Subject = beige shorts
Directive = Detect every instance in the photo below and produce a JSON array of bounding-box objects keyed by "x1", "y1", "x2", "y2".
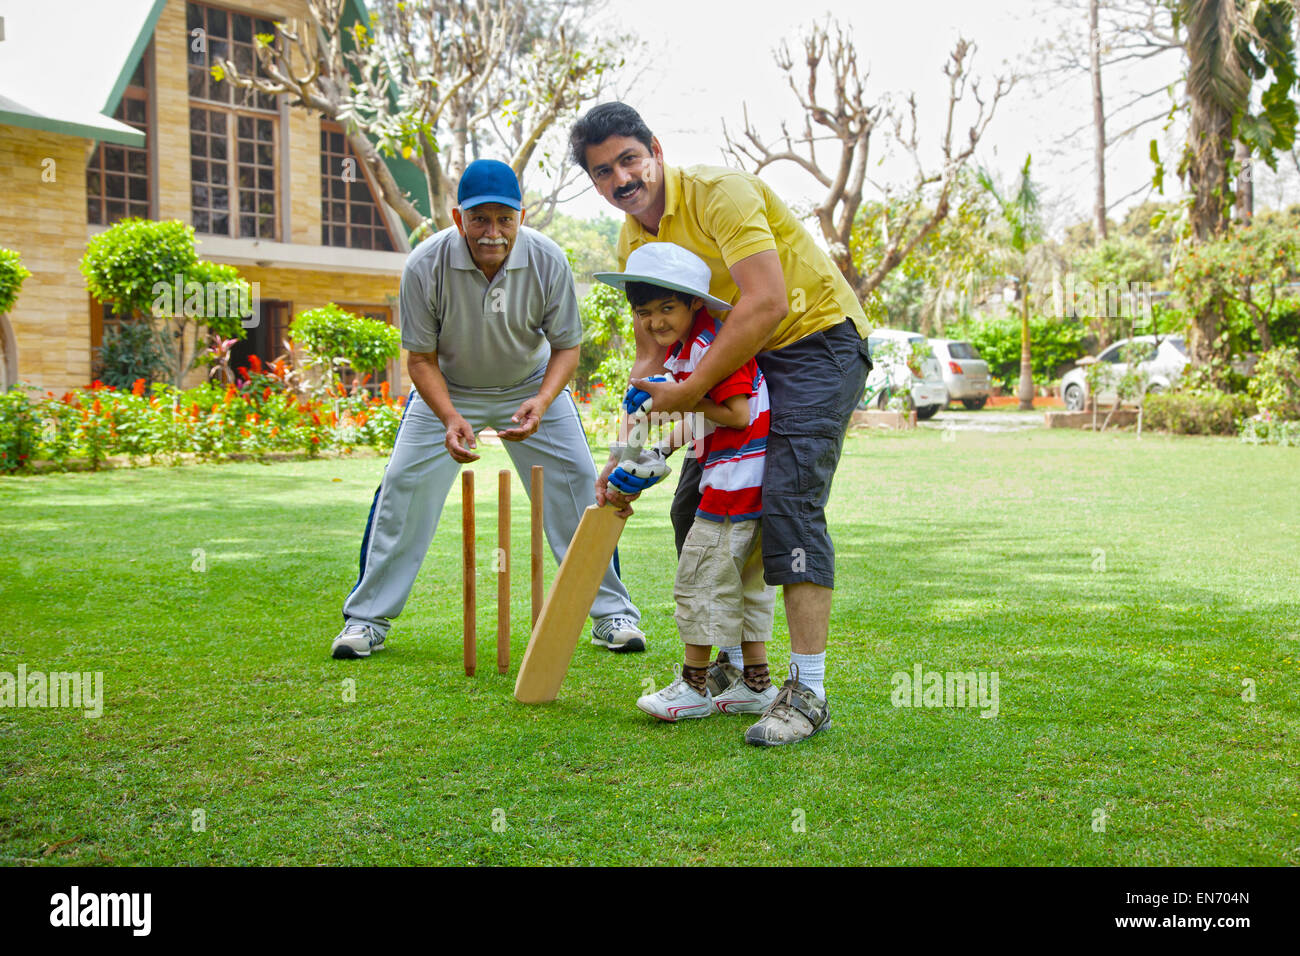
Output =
[{"x1": 674, "y1": 516, "x2": 776, "y2": 647}]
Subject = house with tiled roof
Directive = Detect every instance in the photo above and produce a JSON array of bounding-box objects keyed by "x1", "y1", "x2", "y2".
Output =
[{"x1": 0, "y1": 0, "x2": 423, "y2": 392}]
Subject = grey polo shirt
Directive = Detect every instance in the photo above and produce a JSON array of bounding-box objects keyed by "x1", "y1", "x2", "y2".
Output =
[{"x1": 398, "y1": 225, "x2": 584, "y2": 388}]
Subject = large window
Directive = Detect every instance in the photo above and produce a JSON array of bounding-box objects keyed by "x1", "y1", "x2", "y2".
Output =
[
  {"x1": 187, "y1": 2, "x2": 279, "y2": 239},
  {"x1": 87, "y1": 57, "x2": 150, "y2": 225},
  {"x1": 319, "y1": 124, "x2": 396, "y2": 251}
]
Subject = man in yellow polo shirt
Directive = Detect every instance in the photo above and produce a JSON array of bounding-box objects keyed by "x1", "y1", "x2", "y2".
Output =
[{"x1": 569, "y1": 102, "x2": 874, "y2": 747}]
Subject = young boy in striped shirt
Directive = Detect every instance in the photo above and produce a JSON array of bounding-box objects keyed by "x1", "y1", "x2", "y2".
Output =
[{"x1": 595, "y1": 243, "x2": 777, "y2": 723}]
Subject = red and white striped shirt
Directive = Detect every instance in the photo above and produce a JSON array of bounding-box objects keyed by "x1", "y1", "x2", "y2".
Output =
[{"x1": 663, "y1": 309, "x2": 770, "y2": 521}]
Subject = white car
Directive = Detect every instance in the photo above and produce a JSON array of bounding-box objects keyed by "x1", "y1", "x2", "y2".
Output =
[
  {"x1": 862, "y1": 329, "x2": 949, "y2": 420},
  {"x1": 930, "y1": 338, "x2": 991, "y2": 409},
  {"x1": 1060, "y1": 334, "x2": 1189, "y2": 411}
]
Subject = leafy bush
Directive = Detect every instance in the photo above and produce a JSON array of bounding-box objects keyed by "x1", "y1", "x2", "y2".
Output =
[
  {"x1": 96, "y1": 321, "x2": 174, "y2": 390},
  {"x1": 290, "y1": 304, "x2": 402, "y2": 377},
  {"x1": 0, "y1": 388, "x2": 39, "y2": 472},
  {"x1": 1143, "y1": 391, "x2": 1256, "y2": 435},
  {"x1": 1247, "y1": 346, "x2": 1300, "y2": 420},
  {"x1": 0, "y1": 248, "x2": 32, "y2": 315},
  {"x1": 80, "y1": 219, "x2": 252, "y2": 385},
  {"x1": 1239, "y1": 414, "x2": 1300, "y2": 446},
  {"x1": 949, "y1": 312, "x2": 1086, "y2": 386}
]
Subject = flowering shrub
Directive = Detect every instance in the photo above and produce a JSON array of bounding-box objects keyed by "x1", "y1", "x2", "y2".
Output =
[{"x1": 1, "y1": 367, "x2": 406, "y2": 473}]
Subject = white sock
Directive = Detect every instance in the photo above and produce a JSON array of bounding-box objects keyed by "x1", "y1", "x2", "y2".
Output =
[
  {"x1": 789, "y1": 652, "x2": 826, "y2": 699},
  {"x1": 722, "y1": 646, "x2": 743, "y2": 667}
]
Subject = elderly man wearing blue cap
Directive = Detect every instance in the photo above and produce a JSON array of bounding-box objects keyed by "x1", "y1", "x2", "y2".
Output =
[{"x1": 331, "y1": 159, "x2": 645, "y2": 660}]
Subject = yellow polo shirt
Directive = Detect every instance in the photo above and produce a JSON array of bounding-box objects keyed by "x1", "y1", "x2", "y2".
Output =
[{"x1": 615, "y1": 164, "x2": 870, "y2": 351}]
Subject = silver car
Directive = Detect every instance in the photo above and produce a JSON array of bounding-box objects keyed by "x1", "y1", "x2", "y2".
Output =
[
  {"x1": 930, "y1": 338, "x2": 991, "y2": 409},
  {"x1": 1060, "y1": 334, "x2": 1189, "y2": 411}
]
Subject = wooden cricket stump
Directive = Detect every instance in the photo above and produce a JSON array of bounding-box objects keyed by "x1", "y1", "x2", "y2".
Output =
[
  {"x1": 497, "y1": 469, "x2": 510, "y2": 675},
  {"x1": 462, "y1": 470, "x2": 476, "y2": 676},
  {"x1": 461, "y1": 465, "x2": 545, "y2": 678},
  {"x1": 531, "y1": 465, "x2": 544, "y2": 627}
]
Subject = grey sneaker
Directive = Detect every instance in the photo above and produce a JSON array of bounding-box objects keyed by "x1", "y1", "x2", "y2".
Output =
[
  {"x1": 705, "y1": 654, "x2": 743, "y2": 697},
  {"x1": 331, "y1": 622, "x2": 385, "y2": 659},
  {"x1": 590, "y1": 616, "x2": 646, "y2": 653},
  {"x1": 744, "y1": 664, "x2": 831, "y2": 746}
]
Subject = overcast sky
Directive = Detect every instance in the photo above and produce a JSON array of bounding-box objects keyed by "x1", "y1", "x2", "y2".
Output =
[{"x1": 551, "y1": 0, "x2": 1300, "y2": 234}]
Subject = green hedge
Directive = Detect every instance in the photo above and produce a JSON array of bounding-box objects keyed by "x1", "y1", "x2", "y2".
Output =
[
  {"x1": 1143, "y1": 391, "x2": 1256, "y2": 435},
  {"x1": 0, "y1": 248, "x2": 32, "y2": 315}
]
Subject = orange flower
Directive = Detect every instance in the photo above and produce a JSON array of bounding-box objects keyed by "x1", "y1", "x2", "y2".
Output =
[
  {"x1": 327, "y1": 410, "x2": 337, "y2": 426},
  {"x1": 224, "y1": 384, "x2": 237, "y2": 405},
  {"x1": 380, "y1": 381, "x2": 390, "y2": 401},
  {"x1": 355, "y1": 411, "x2": 368, "y2": 426},
  {"x1": 191, "y1": 403, "x2": 201, "y2": 420},
  {"x1": 247, "y1": 413, "x2": 258, "y2": 424},
  {"x1": 336, "y1": 382, "x2": 347, "y2": 397},
  {"x1": 92, "y1": 398, "x2": 102, "y2": 415},
  {"x1": 310, "y1": 412, "x2": 321, "y2": 426},
  {"x1": 273, "y1": 358, "x2": 286, "y2": 379},
  {"x1": 210, "y1": 402, "x2": 221, "y2": 415},
  {"x1": 131, "y1": 378, "x2": 146, "y2": 396},
  {"x1": 270, "y1": 426, "x2": 279, "y2": 437},
  {"x1": 310, "y1": 435, "x2": 321, "y2": 444},
  {"x1": 241, "y1": 428, "x2": 250, "y2": 437},
  {"x1": 262, "y1": 386, "x2": 273, "y2": 401}
]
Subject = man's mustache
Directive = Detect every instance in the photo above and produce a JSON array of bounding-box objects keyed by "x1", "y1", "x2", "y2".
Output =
[
  {"x1": 477, "y1": 237, "x2": 508, "y2": 246},
  {"x1": 614, "y1": 181, "x2": 643, "y2": 199}
]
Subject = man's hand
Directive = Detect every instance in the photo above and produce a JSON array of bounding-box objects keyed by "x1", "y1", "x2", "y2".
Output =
[
  {"x1": 498, "y1": 394, "x2": 547, "y2": 441},
  {"x1": 595, "y1": 457, "x2": 637, "y2": 517},
  {"x1": 622, "y1": 375, "x2": 669, "y2": 416},
  {"x1": 445, "y1": 414, "x2": 480, "y2": 463},
  {"x1": 609, "y1": 447, "x2": 672, "y2": 495},
  {"x1": 627, "y1": 376, "x2": 702, "y2": 417}
]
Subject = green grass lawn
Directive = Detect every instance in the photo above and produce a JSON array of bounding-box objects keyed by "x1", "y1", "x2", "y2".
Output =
[{"x1": 2, "y1": 426, "x2": 1297, "y2": 865}]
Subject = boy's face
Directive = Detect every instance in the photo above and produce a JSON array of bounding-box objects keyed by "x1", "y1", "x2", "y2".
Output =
[{"x1": 633, "y1": 294, "x2": 701, "y2": 349}]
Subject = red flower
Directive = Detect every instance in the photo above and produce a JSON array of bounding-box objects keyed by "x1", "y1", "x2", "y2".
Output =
[
  {"x1": 237, "y1": 366, "x2": 249, "y2": 380},
  {"x1": 310, "y1": 435, "x2": 321, "y2": 444},
  {"x1": 131, "y1": 378, "x2": 146, "y2": 396},
  {"x1": 310, "y1": 412, "x2": 321, "y2": 426},
  {"x1": 191, "y1": 403, "x2": 201, "y2": 420},
  {"x1": 90, "y1": 379, "x2": 105, "y2": 391},
  {"x1": 262, "y1": 386, "x2": 273, "y2": 401},
  {"x1": 248, "y1": 354, "x2": 263, "y2": 373}
]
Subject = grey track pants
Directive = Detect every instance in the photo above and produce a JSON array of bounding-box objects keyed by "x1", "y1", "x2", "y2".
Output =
[{"x1": 342, "y1": 378, "x2": 639, "y2": 638}]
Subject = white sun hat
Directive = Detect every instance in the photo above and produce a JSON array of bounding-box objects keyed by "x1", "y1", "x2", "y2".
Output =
[{"x1": 593, "y1": 242, "x2": 734, "y2": 312}]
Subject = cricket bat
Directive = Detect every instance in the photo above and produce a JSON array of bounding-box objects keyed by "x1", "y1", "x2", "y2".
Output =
[{"x1": 514, "y1": 503, "x2": 628, "y2": 704}]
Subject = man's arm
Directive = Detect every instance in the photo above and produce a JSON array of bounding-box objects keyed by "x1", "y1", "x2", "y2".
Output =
[
  {"x1": 408, "y1": 350, "x2": 480, "y2": 463},
  {"x1": 498, "y1": 345, "x2": 580, "y2": 441},
  {"x1": 629, "y1": 250, "x2": 787, "y2": 415}
]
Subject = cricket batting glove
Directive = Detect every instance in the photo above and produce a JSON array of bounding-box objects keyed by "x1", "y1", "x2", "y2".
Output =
[
  {"x1": 622, "y1": 376, "x2": 669, "y2": 416},
  {"x1": 608, "y1": 446, "x2": 672, "y2": 495}
]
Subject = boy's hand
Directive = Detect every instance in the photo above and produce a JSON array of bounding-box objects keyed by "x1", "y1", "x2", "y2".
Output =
[
  {"x1": 608, "y1": 447, "x2": 672, "y2": 495},
  {"x1": 622, "y1": 376, "x2": 669, "y2": 416}
]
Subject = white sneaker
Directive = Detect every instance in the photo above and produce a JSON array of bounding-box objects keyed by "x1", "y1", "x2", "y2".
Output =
[
  {"x1": 636, "y1": 677, "x2": 713, "y2": 722},
  {"x1": 713, "y1": 679, "x2": 779, "y2": 715},
  {"x1": 591, "y1": 615, "x2": 646, "y2": 653},
  {"x1": 330, "y1": 623, "x2": 385, "y2": 659}
]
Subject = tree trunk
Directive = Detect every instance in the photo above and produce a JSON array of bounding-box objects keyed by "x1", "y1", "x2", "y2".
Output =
[
  {"x1": 1017, "y1": 274, "x2": 1035, "y2": 411},
  {"x1": 1090, "y1": 0, "x2": 1108, "y2": 241},
  {"x1": 1234, "y1": 138, "x2": 1254, "y2": 223}
]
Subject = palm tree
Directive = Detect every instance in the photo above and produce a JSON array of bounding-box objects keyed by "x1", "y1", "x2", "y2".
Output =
[{"x1": 977, "y1": 155, "x2": 1044, "y2": 411}]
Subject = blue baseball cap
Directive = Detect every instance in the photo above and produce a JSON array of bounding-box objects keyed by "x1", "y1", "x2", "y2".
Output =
[{"x1": 457, "y1": 159, "x2": 523, "y2": 211}]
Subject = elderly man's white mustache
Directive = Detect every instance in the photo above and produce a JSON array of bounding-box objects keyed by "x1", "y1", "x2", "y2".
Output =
[{"x1": 477, "y1": 237, "x2": 508, "y2": 246}]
